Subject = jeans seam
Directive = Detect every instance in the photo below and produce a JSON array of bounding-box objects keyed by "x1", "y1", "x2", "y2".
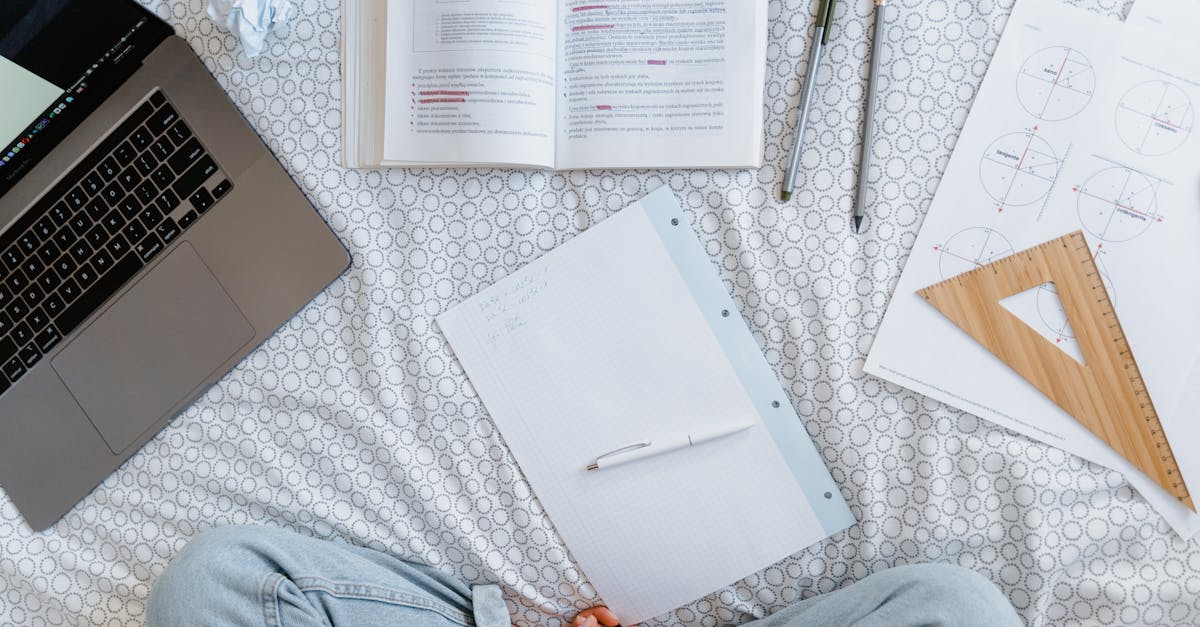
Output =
[
  {"x1": 290, "y1": 576, "x2": 474, "y2": 626},
  {"x1": 260, "y1": 572, "x2": 286, "y2": 627}
]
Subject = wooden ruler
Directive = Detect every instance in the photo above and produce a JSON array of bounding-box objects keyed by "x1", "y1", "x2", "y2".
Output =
[{"x1": 918, "y1": 231, "x2": 1194, "y2": 511}]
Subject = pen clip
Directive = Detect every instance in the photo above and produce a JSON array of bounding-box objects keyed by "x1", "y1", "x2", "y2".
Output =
[
  {"x1": 588, "y1": 441, "x2": 651, "y2": 471},
  {"x1": 821, "y1": 0, "x2": 837, "y2": 44}
]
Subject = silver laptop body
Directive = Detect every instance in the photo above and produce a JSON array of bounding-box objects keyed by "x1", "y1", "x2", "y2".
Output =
[{"x1": 0, "y1": 1, "x2": 349, "y2": 530}]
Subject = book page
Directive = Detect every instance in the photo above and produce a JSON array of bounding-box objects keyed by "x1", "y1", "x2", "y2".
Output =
[
  {"x1": 553, "y1": 1, "x2": 766, "y2": 169},
  {"x1": 382, "y1": 0, "x2": 557, "y2": 167}
]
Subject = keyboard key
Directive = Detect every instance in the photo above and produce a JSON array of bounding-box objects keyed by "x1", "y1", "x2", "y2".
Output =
[
  {"x1": 151, "y1": 164, "x2": 173, "y2": 190},
  {"x1": 19, "y1": 344, "x2": 40, "y2": 369},
  {"x1": 82, "y1": 171, "x2": 104, "y2": 196},
  {"x1": 91, "y1": 249, "x2": 114, "y2": 273},
  {"x1": 37, "y1": 268, "x2": 60, "y2": 293},
  {"x1": 150, "y1": 91, "x2": 166, "y2": 108},
  {"x1": 37, "y1": 241, "x2": 60, "y2": 265},
  {"x1": 147, "y1": 104, "x2": 180, "y2": 135},
  {"x1": 50, "y1": 202, "x2": 72, "y2": 226},
  {"x1": 65, "y1": 187, "x2": 87, "y2": 210},
  {"x1": 57, "y1": 278, "x2": 81, "y2": 304},
  {"x1": 17, "y1": 233, "x2": 39, "y2": 255},
  {"x1": 10, "y1": 262, "x2": 28, "y2": 284},
  {"x1": 134, "y1": 180, "x2": 157, "y2": 204},
  {"x1": 212, "y1": 179, "x2": 232, "y2": 199},
  {"x1": 35, "y1": 326, "x2": 61, "y2": 354},
  {"x1": 0, "y1": 371, "x2": 8, "y2": 395},
  {"x1": 52, "y1": 255, "x2": 76, "y2": 280},
  {"x1": 190, "y1": 188, "x2": 215, "y2": 213},
  {"x1": 118, "y1": 166, "x2": 142, "y2": 192},
  {"x1": 101, "y1": 181, "x2": 123, "y2": 205},
  {"x1": 21, "y1": 256, "x2": 43, "y2": 280},
  {"x1": 34, "y1": 217, "x2": 55, "y2": 240},
  {"x1": 101, "y1": 210, "x2": 125, "y2": 236},
  {"x1": 3, "y1": 357, "x2": 25, "y2": 384},
  {"x1": 167, "y1": 120, "x2": 191, "y2": 145},
  {"x1": 117, "y1": 195, "x2": 142, "y2": 221},
  {"x1": 156, "y1": 218, "x2": 181, "y2": 244},
  {"x1": 42, "y1": 293, "x2": 64, "y2": 318},
  {"x1": 139, "y1": 205, "x2": 162, "y2": 229},
  {"x1": 55, "y1": 253, "x2": 142, "y2": 337},
  {"x1": 22, "y1": 282, "x2": 42, "y2": 306},
  {"x1": 173, "y1": 156, "x2": 217, "y2": 199},
  {"x1": 10, "y1": 320, "x2": 32, "y2": 346},
  {"x1": 168, "y1": 138, "x2": 204, "y2": 174},
  {"x1": 5, "y1": 270, "x2": 27, "y2": 295},
  {"x1": 136, "y1": 234, "x2": 164, "y2": 263},
  {"x1": 85, "y1": 224, "x2": 108, "y2": 249},
  {"x1": 98, "y1": 156, "x2": 121, "y2": 180},
  {"x1": 69, "y1": 241, "x2": 92, "y2": 265},
  {"x1": 85, "y1": 197, "x2": 109, "y2": 221},
  {"x1": 53, "y1": 226, "x2": 75, "y2": 249},
  {"x1": 134, "y1": 152, "x2": 158, "y2": 177},
  {"x1": 27, "y1": 307, "x2": 49, "y2": 333},
  {"x1": 150, "y1": 136, "x2": 174, "y2": 160},
  {"x1": 105, "y1": 234, "x2": 130, "y2": 259},
  {"x1": 114, "y1": 140, "x2": 136, "y2": 163},
  {"x1": 74, "y1": 263, "x2": 98, "y2": 289},
  {"x1": 69, "y1": 212, "x2": 92, "y2": 238},
  {"x1": 1, "y1": 246, "x2": 21, "y2": 268},
  {"x1": 0, "y1": 309, "x2": 9, "y2": 335},
  {"x1": 123, "y1": 220, "x2": 147, "y2": 244},
  {"x1": 153, "y1": 189, "x2": 179, "y2": 215},
  {"x1": 131, "y1": 126, "x2": 153, "y2": 150},
  {"x1": 0, "y1": 337, "x2": 14, "y2": 365},
  {"x1": 178, "y1": 209, "x2": 199, "y2": 230},
  {"x1": 5, "y1": 295, "x2": 27, "y2": 320}
]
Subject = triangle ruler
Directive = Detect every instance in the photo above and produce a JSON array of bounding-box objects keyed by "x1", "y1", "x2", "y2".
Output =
[{"x1": 918, "y1": 230, "x2": 1194, "y2": 511}]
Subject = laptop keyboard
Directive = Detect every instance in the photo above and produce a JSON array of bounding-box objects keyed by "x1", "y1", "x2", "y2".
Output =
[{"x1": 0, "y1": 90, "x2": 233, "y2": 397}]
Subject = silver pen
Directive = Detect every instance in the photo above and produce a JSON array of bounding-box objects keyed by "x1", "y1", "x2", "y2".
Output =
[
  {"x1": 853, "y1": 0, "x2": 888, "y2": 232},
  {"x1": 781, "y1": 0, "x2": 837, "y2": 203}
]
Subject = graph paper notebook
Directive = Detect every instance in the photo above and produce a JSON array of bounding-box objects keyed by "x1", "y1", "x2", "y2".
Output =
[{"x1": 438, "y1": 187, "x2": 855, "y2": 623}]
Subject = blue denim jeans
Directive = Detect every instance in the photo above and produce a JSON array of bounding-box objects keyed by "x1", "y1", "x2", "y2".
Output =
[{"x1": 147, "y1": 526, "x2": 1021, "y2": 626}]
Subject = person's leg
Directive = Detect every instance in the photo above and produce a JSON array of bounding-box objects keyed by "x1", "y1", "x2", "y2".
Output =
[
  {"x1": 743, "y1": 563, "x2": 1022, "y2": 627},
  {"x1": 147, "y1": 525, "x2": 510, "y2": 627}
]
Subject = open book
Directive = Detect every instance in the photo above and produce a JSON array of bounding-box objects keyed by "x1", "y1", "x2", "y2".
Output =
[{"x1": 343, "y1": 1, "x2": 768, "y2": 169}]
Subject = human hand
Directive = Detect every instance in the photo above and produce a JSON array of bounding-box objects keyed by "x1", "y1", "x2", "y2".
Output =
[{"x1": 573, "y1": 606, "x2": 632, "y2": 627}]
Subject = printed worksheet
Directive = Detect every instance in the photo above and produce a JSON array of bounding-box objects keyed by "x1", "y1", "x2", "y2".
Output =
[
  {"x1": 1128, "y1": 0, "x2": 1200, "y2": 37},
  {"x1": 866, "y1": 0, "x2": 1200, "y2": 536}
]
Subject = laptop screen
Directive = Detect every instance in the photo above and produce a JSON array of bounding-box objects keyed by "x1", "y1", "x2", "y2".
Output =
[{"x1": 0, "y1": 0, "x2": 170, "y2": 198}]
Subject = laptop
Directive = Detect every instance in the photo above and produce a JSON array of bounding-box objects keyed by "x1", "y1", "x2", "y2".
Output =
[{"x1": 0, "y1": 0, "x2": 350, "y2": 530}]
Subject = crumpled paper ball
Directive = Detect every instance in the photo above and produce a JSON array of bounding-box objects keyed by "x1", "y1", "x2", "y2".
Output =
[{"x1": 207, "y1": 0, "x2": 297, "y2": 58}]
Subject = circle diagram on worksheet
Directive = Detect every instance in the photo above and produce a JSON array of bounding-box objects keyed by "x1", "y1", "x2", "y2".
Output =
[
  {"x1": 979, "y1": 130, "x2": 1061, "y2": 211},
  {"x1": 1075, "y1": 167, "x2": 1159, "y2": 242},
  {"x1": 934, "y1": 227, "x2": 1014, "y2": 280},
  {"x1": 1115, "y1": 80, "x2": 1194, "y2": 156},
  {"x1": 1016, "y1": 46, "x2": 1095, "y2": 121},
  {"x1": 1036, "y1": 268, "x2": 1115, "y2": 342}
]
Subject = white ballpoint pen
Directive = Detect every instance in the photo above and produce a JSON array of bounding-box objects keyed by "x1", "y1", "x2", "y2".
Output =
[{"x1": 586, "y1": 423, "x2": 755, "y2": 472}]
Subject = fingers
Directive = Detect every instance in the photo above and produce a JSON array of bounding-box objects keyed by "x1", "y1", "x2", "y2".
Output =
[
  {"x1": 577, "y1": 606, "x2": 621, "y2": 627},
  {"x1": 573, "y1": 616, "x2": 599, "y2": 627}
]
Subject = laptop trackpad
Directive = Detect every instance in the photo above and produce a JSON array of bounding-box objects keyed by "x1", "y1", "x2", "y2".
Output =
[{"x1": 52, "y1": 244, "x2": 254, "y2": 454}]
